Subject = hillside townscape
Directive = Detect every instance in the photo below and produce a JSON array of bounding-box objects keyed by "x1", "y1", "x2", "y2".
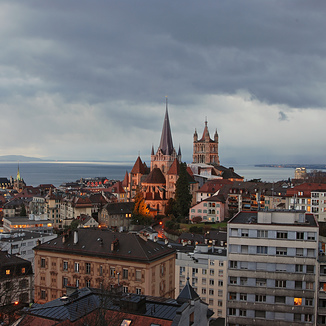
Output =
[{"x1": 0, "y1": 107, "x2": 326, "y2": 325}]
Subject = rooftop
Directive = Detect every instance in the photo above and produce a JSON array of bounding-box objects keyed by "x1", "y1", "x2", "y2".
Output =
[{"x1": 34, "y1": 228, "x2": 175, "y2": 263}]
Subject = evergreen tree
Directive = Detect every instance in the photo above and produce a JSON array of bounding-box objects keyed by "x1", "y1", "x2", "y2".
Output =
[
  {"x1": 20, "y1": 204, "x2": 27, "y2": 216},
  {"x1": 174, "y1": 162, "x2": 192, "y2": 219}
]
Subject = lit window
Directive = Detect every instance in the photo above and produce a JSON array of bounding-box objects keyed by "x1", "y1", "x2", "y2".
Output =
[
  {"x1": 294, "y1": 298, "x2": 302, "y2": 306},
  {"x1": 120, "y1": 320, "x2": 132, "y2": 326},
  {"x1": 6, "y1": 269, "x2": 10, "y2": 275},
  {"x1": 21, "y1": 267, "x2": 26, "y2": 274}
]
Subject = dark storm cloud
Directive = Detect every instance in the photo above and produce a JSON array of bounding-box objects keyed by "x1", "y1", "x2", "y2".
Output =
[{"x1": 0, "y1": 0, "x2": 325, "y2": 163}]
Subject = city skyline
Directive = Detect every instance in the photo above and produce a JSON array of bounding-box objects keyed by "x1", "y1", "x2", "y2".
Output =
[{"x1": 0, "y1": 1, "x2": 325, "y2": 164}]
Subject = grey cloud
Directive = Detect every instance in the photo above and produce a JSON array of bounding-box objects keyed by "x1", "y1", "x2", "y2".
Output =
[{"x1": 278, "y1": 111, "x2": 289, "y2": 121}]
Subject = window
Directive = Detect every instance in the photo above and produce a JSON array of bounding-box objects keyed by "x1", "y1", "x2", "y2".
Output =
[
  {"x1": 202, "y1": 288, "x2": 206, "y2": 295},
  {"x1": 306, "y1": 265, "x2": 314, "y2": 273},
  {"x1": 295, "y1": 281, "x2": 302, "y2": 289},
  {"x1": 275, "y1": 296, "x2": 285, "y2": 303},
  {"x1": 210, "y1": 260, "x2": 215, "y2": 266},
  {"x1": 229, "y1": 292, "x2": 236, "y2": 300},
  {"x1": 276, "y1": 264, "x2": 286, "y2": 272},
  {"x1": 306, "y1": 282, "x2": 314, "y2": 290},
  {"x1": 240, "y1": 277, "x2": 247, "y2": 285},
  {"x1": 218, "y1": 280, "x2": 223, "y2": 286},
  {"x1": 240, "y1": 293, "x2": 247, "y2": 301},
  {"x1": 276, "y1": 247, "x2": 287, "y2": 256},
  {"x1": 202, "y1": 269, "x2": 207, "y2": 275},
  {"x1": 296, "y1": 264, "x2": 303, "y2": 272},
  {"x1": 218, "y1": 290, "x2": 223, "y2": 297},
  {"x1": 256, "y1": 278, "x2": 266, "y2": 287},
  {"x1": 294, "y1": 298, "x2": 302, "y2": 306},
  {"x1": 275, "y1": 280, "x2": 286, "y2": 288},
  {"x1": 202, "y1": 278, "x2": 206, "y2": 285},
  {"x1": 76, "y1": 279, "x2": 79, "y2": 287},
  {"x1": 230, "y1": 261, "x2": 237, "y2": 269},
  {"x1": 307, "y1": 232, "x2": 316, "y2": 240},
  {"x1": 41, "y1": 258, "x2": 45, "y2": 268},
  {"x1": 209, "y1": 279, "x2": 214, "y2": 285},
  {"x1": 218, "y1": 300, "x2": 223, "y2": 307},
  {"x1": 209, "y1": 269, "x2": 215, "y2": 275},
  {"x1": 239, "y1": 309, "x2": 246, "y2": 317},
  {"x1": 74, "y1": 262, "x2": 79, "y2": 272},
  {"x1": 218, "y1": 270, "x2": 223, "y2": 277},
  {"x1": 307, "y1": 249, "x2": 315, "y2": 257},
  {"x1": 99, "y1": 265, "x2": 103, "y2": 276},
  {"x1": 296, "y1": 248, "x2": 303, "y2": 256},
  {"x1": 180, "y1": 266, "x2": 185, "y2": 274},
  {"x1": 192, "y1": 268, "x2": 198, "y2": 275},
  {"x1": 229, "y1": 308, "x2": 236, "y2": 316},
  {"x1": 255, "y1": 310, "x2": 265, "y2": 318},
  {"x1": 257, "y1": 230, "x2": 268, "y2": 238},
  {"x1": 305, "y1": 314, "x2": 312, "y2": 322},
  {"x1": 123, "y1": 286, "x2": 128, "y2": 293},
  {"x1": 110, "y1": 267, "x2": 115, "y2": 277},
  {"x1": 306, "y1": 298, "x2": 313, "y2": 306},
  {"x1": 294, "y1": 314, "x2": 301, "y2": 321},
  {"x1": 209, "y1": 289, "x2": 214, "y2": 295},
  {"x1": 255, "y1": 294, "x2": 266, "y2": 302},
  {"x1": 41, "y1": 290, "x2": 46, "y2": 300},
  {"x1": 6, "y1": 269, "x2": 10, "y2": 275},
  {"x1": 123, "y1": 268, "x2": 128, "y2": 279},
  {"x1": 63, "y1": 261, "x2": 68, "y2": 271},
  {"x1": 21, "y1": 267, "x2": 26, "y2": 274},
  {"x1": 277, "y1": 232, "x2": 288, "y2": 239},
  {"x1": 136, "y1": 288, "x2": 141, "y2": 295},
  {"x1": 241, "y1": 245, "x2": 248, "y2": 253},
  {"x1": 120, "y1": 319, "x2": 132, "y2": 326},
  {"x1": 230, "y1": 228, "x2": 238, "y2": 237},
  {"x1": 63, "y1": 277, "x2": 68, "y2": 287},
  {"x1": 257, "y1": 246, "x2": 267, "y2": 254},
  {"x1": 296, "y1": 231, "x2": 304, "y2": 240},
  {"x1": 219, "y1": 261, "x2": 223, "y2": 267},
  {"x1": 241, "y1": 229, "x2": 249, "y2": 237},
  {"x1": 136, "y1": 270, "x2": 141, "y2": 281},
  {"x1": 86, "y1": 279, "x2": 91, "y2": 287},
  {"x1": 230, "y1": 277, "x2": 237, "y2": 285},
  {"x1": 86, "y1": 263, "x2": 91, "y2": 274}
]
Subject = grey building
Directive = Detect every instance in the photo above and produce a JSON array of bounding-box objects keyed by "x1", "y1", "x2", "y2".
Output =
[{"x1": 227, "y1": 210, "x2": 318, "y2": 325}]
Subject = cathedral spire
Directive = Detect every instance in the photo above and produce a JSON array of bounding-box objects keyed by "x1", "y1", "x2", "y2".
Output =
[{"x1": 158, "y1": 97, "x2": 174, "y2": 155}]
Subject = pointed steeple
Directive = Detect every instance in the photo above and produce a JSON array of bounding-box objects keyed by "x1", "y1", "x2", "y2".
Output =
[
  {"x1": 151, "y1": 144, "x2": 155, "y2": 156},
  {"x1": 177, "y1": 277, "x2": 200, "y2": 303},
  {"x1": 17, "y1": 162, "x2": 21, "y2": 181},
  {"x1": 158, "y1": 97, "x2": 174, "y2": 156},
  {"x1": 200, "y1": 119, "x2": 211, "y2": 141},
  {"x1": 178, "y1": 144, "x2": 181, "y2": 157}
]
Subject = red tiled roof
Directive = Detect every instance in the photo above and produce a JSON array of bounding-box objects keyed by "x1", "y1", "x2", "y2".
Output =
[
  {"x1": 143, "y1": 168, "x2": 166, "y2": 184},
  {"x1": 286, "y1": 182, "x2": 326, "y2": 197},
  {"x1": 131, "y1": 156, "x2": 147, "y2": 174},
  {"x1": 167, "y1": 158, "x2": 179, "y2": 175},
  {"x1": 122, "y1": 171, "x2": 129, "y2": 187},
  {"x1": 198, "y1": 179, "x2": 232, "y2": 193}
]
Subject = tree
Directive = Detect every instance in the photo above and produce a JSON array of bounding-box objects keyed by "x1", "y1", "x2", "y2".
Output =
[
  {"x1": 20, "y1": 204, "x2": 26, "y2": 217},
  {"x1": 165, "y1": 198, "x2": 177, "y2": 216},
  {"x1": 174, "y1": 162, "x2": 192, "y2": 220},
  {"x1": 131, "y1": 189, "x2": 152, "y2": 225}
]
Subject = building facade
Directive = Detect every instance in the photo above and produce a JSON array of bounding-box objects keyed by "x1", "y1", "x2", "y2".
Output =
[
  {"x1": 33, "y1": 228, "x2": 175, "y2": 303},
  {"x1": 227, "y1": 210, "x2": 319, "y2": 325},
  {"x1": 176, "y1": 245, "x2": 227, "y2": 319}
]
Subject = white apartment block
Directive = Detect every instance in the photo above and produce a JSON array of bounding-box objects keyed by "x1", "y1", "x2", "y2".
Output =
[
  {"x1": 227, "y1": 210, "x2": 318, "y2": 326},
  {"x1": 0, "y1": 231, "x2": 57, "y2": 271},
  {"x1": 176, "y1": 245, "x2": 227, "y2": 319}
]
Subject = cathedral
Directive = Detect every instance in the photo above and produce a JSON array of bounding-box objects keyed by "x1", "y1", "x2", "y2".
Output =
[
  {"x1": 125, "y1": 100, "x2": 196, "y2": 216},
  {"x1": 193, "y1": 120, "x2": 220, "y2": 165}
]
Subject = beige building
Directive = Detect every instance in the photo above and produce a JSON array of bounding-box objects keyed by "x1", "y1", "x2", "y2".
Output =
[
  {"x1": 176, "y1": 245, "x2": 228, "y2": 319},
  {"x1": 33, "y1": 228, "x2": 175, "y2": 303}
]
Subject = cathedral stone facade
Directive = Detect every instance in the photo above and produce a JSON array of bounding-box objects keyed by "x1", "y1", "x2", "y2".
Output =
[{"x1": 193, "y1": 120, "x2": 219, "y2": 165}]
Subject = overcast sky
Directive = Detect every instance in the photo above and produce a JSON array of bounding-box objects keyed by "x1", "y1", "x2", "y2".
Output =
[{"x1": 1, "y1": 0, "x2": 325, "y2": 165}]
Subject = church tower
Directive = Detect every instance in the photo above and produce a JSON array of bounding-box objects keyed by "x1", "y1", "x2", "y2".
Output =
[
  {"x1": 193, "y1": 120, "x2": 220, "y2": 165},
  {"x1": 150, "y1": 98, "x2": 181, "y2": 175}
]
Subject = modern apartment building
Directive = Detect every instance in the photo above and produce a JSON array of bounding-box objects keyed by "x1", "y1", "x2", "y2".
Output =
[
  {"x1": 227, "y1": 210, "x2": 319, "y2": 325},
  {"x1": 33, "y1": 228, "x2": 175, "y2": 303},
  {"x1": 176, "y1": 244, "x2": 227, "y2": 319}
]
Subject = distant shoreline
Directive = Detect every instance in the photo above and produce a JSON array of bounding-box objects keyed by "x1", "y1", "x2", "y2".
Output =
[{"x1": 255, "y1": 164, "x2": 326, "y2": 170}]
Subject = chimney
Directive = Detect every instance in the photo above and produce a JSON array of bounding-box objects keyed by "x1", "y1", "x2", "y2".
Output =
[
  {"x1": 111, "y1": 239, "x2": 119, "y2": 251},
  {"x1": 73, "y1": 230, "x2": 78, "y2": 245}
]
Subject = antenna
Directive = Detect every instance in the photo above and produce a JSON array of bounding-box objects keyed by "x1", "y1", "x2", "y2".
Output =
[{"x1": 165, "y1": 96, "x2": 168, "y2": 110}]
